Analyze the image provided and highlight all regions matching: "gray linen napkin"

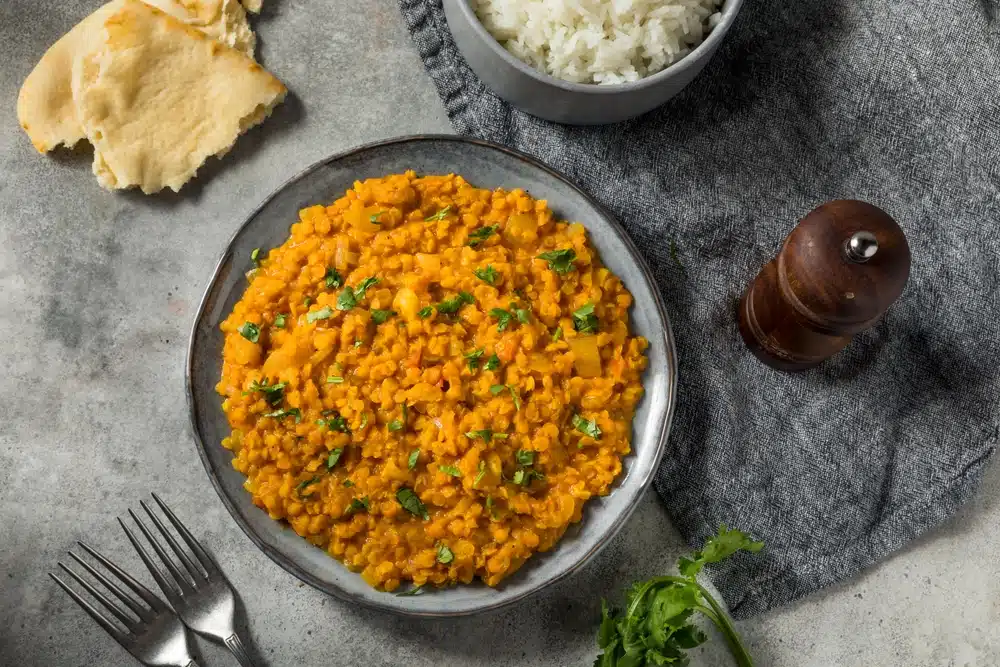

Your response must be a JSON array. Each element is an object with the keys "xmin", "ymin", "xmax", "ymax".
[{"xmin": 397, "ymin": 0, "xmax": 1000, "ymax": 617}]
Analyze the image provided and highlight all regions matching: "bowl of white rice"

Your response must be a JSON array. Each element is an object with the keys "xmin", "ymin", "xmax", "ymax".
[{"xmin": 442, "ymin": 0, "xmax": 743, "ymax": 125}]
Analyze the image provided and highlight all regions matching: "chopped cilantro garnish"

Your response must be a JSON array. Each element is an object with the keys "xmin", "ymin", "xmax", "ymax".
[
  {"xmin": 418, "ymin": 306, "xmax": 433, "ymax": 318},
  {"xmin": 359, "ymin": 413, "xmax": 368, "ymax": 429},
  {"xmin": 515, "ymin": 449, "xmax": 535, "ymax": 466},
  {"xmin": 484, "ymin": 354, "xmax": 501, "ymax": 371},
  {"xmin": 345, "ymin": 497, "xmax": 370, "ymax": 515},
  {"xmin": 474, "ymin": 265, "xmax": 499, "ymax": 285},
  {"xmin": 263, "ymin": 407, "xmax": 300, "ymax": 422},
  {"xmin": 490, "ymin": 384, "xmax": 505, "ymax": 395},
  {"xmin": 370, "ymin": 212, "xmax": 383, "ymax": 225},
  {"xmin": 552, "ymin": 326, "xmax": 563, "ymax": 342},
  {"xmin": 572, "ymin": 302, "xmax": 599, "ymax": 334},
  {"xmin": 537, "ymin": 248, "xmax": 577, "ymax": 275},
  {"xmin": 318, "ymin": 410, "xmax": 350, "ymax": 433},
  {"xmin": 371, "ymin": 309, "xmax": 396, "ymax": 324},
  {"xmin": 324, "ymin": 268, "xmax": 343, "ymax": 289},
  {"xmin": 572, "ymin": 413, "xmax": 602, "ymax": 439},
  {"xmin": 396, "ymin": 487, "xmax": 428, "ymax": 520},
  {"xmin": 512, "ymin": 468, "xmax": 545, "ymax": 486},
  {"xmin": 465, "ymin": 429, "xmax": 508, "ymax": 443},
  {"xmin": 306, "ymin": 306, "xmax": 334, "ymax": 323},
  {"xmin": 408, "ymin": 449, "xmax": 420, "ymax": 470},
  {"xmin": 303, "ymin": 296, "xmax": 312, "ymax": 306},
  {"xmin": 396, "ymin": 585, "xmax": 423, "ymax": 597},
  {"xmin": 343, "ymin": 479, "xmax": 355, "ymax": 487},
  {"xmin": 464, "ymin": 348, "xmax": 485, "ymax": 371},
  {"xmin": 473, "ymin": 461, "xmax": 487, "ymax": 487},
  {"xmin": 424, "ymin": 206, "xmax": 452, "ymax": 222},
  {"xmin": 388, "ymin": 419, "xmax": 404, "ymax": 432},
  {"xmin": 436, "ymin": 292, "xmax": 475, "ymax": 314},
  {"xmin": 246, "ymin": 378, "xmax": 286, "ymax": 406},
  {"xmin": 436, "ymin": 543, "xmax": 454, "ymax": 564},
  {"xmin": 354, "ymin": 339, "xmax": 363, "ymax": 348},
  {"xmin": 238, "ymin": 322, "xmax": 260, "ymax": 343},
  {"xmin": 274, "ymin": 313, "xmax": 288, "ymax": 328},
  {"xmin": 250, "ymin": 247, "xmax": 261, "ymax": 265},
  {"xmin": 467, "ymin": 225, "xmax": 499, "ymax": 247},
  {"xmin": 327, "ymin": 448, "xmax": 344, "ymax": 469},
  {"xmin": 295, "ymin": 476, "xmax": 322, "ymax": 497},
  {"xmin": 489, "ymin": 308, "xmax": 513, "ymax": 332},
  {"xmin": 438, "ymin": 464, "xmax": 462, "ymax": 477},
  {"xmin": 336, "ymin": 277, "xmax": 379, "ymax": 311},
  {"xmin": 327, "ymin": 376, "xmax": 344, "ymax": 384},
  {"xmin": 513, "ymin": 304, "xmax": 530, "ymax": 324}
]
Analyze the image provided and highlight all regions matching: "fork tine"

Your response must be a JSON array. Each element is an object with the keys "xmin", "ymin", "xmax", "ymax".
[
  {"xmin": 119, "ymin": 517, "xmax": 183, "ymax": 601},
  {"xmin": 57, "ymin": 561, "xmax": 138, "ymax": 630},
  {"xmin": 50, "ymin": 572, "xmax": 130, "ymax": 645},
  {"xmin": 78, "ymin": 541, "xmax": 169, "ymax": 613},
  {"xmin": 128, "ymin": 508, "xmax": 195, "ymax": 594},
  {"xmin": 140, "ymin": 499, "xmax": 206, "ymax": 583},
  {"xmin": 151, "ymin": 492, "xmax": 222, "ymax": 576},
  {"xmin": 67, "ymin": 552, "xmax": 153, "ymax": 623}
]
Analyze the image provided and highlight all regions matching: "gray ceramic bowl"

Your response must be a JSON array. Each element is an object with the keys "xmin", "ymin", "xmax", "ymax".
[
  {"xmin": 187, "ymin": 135, "xmax": 677, "ymax": 616},
  {"xmin": 443, "ymin": 0, "xmax": 743, "ymax": 125}
]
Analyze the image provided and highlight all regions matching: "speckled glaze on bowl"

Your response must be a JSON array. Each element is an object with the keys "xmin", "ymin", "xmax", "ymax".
[
  {"xmin": 186, "ymin": 135, "xmax": 677, "ymax": 617},
  {"xmin": 443, "ymin": 0, "xmax": 744, "ymax": 125}
]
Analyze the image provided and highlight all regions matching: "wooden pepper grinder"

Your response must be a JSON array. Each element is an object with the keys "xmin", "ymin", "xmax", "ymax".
[{"xmin": 738, "ymin": 200, "xmax": 911, "ymax": 370}]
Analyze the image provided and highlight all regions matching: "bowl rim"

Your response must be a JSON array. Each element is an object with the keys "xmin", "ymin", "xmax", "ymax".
[
  {"xmin": 449, "ymin": 0, "xmax": 745, "ymax": 93},
  {"xmin": 185, "ymin": 134, "xmax": 678, "ymax": 617}
]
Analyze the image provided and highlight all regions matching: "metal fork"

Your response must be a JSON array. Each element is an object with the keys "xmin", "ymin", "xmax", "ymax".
[
  {"xmin": 121, "ymin": 493, "xmax": 258, "ymax": 667},
  {"xmin": 50, "ymin": 543, "xmax": 199, "ymax": 667}
]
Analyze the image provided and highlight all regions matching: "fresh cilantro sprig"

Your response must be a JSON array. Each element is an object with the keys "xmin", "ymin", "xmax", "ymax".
[
  {"xmin": 537, "ymin": 248, "xmax": 576, "ymax": 275},
  {"xmin": 594, "ymin": 526, "xmax": 763, "ymax": 667},
  {"xmin": 336, "ymin": 277, "xmax": 378, "ymax": 311}
]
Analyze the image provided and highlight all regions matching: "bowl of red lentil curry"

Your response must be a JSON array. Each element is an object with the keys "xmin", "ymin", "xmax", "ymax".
[{"xmin": 187, "ymin": 136, "xmax": 676, "ymax": 616}]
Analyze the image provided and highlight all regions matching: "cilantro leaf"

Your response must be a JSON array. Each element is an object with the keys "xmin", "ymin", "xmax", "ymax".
[
  {"xmin": 274, "ymin": 313, "xmax": 288, "ymax": 328},
  {"xmin": 474, "ymin": 265, "xmax": 499, "ymax": 285},
  {"xmin": 371, "ymin": 309, "xmax": 396, "ymax": 324},
  {"xmin": 324, "ymin": 267, "xmax": 343, "ymax": 289},
  {"xmin": 436, "ymin": 292, "xmax": 475, "ymax": 314},
  {"xmin": 418, "ymin": 306, "xmax": 433, "ymax": 319},
  {"xmin": 318, "ymin": 410, "xmax": 350, "ymax": 433},
  {"xmin": 572, "ymin": 302, "xmax": 599, "ymax": 334},
  {"xmin": 343, "ymin": 479, "xmax": 355, "ymax": 487},
  {"xmin": 327, "ymin": 376, "xmax": 345, "ymax": 384},
  {"xmin": 552, "ymin": 326, "xmax": 562, "ymax": 342},
  {"xmin": 484, "ymin": 354, "xmax": 500, "ymax": 371},
  {"xmin": 473, "ymin": 461, "xmax": 487, "ymax": 487},
  {"xmin": 489, "ymin": 308, "xmax": 513, "ymax": 332},
  {"xmin": 263, "ymin": 407, "xmax": 300, "ymax": 422},
  {"xmin": 537, "ymin": 248, "xmax": 576, "ymax": 275},
  {"xmin": 464, "ymin": 348, "xmax": 485, "ymax": 371},
  {"xmin": 572, "ymin": 414, "xmax": 602, "ymax": 440},
  {"xmin": 515, "ymin": 449, "xmax": 534, "ymax": 466},
  {"xmin": 238, "ymin": 322, "xmax": 260, "ymax": 343},
  {"xmin": 396, "ymin": 487, "xmax": 428, "ymax": 520},
  {"xmin": 407, "ymin": 449, "xmax": 420, "ymax": 470},
  {"xmin": 465, "ymin": 429, "xmax": 508, "ymax": 443},
  {"xmin": 512, "ymin": 468, "xmax": 544, "ymax": 486},
  {"xmin": 436, "ymin": 543, "xmax": 454, "ymax": 564},
  {"xmin": 467, "ymin": 225, "xmax": 499, "ymax": 247},
  {"xmin": 489, "ymin": 384, "xmax": 505, "ymax": 396},
  {"xmin": 345, "ymin": 497, "xmax": 370, "ymax": 515},
  {"xmin": 591, "ymin": 526, "xmax": 763, "ymax": 667},
  {"xmin": 246, "ymin": 378, "xmax": 286, "ymax": 406},
  {"xmin": 337, "ymin": 277, "xmax": 379, "ymax": 311},
  {"xmin": 514, "ymin": 305, "xmax": 530, "ymax": 324},
  {"xmin": 425, "ymin": 206, "xmax": 452, "ymax": 222},
  {"xmin": 438, "ymin": 464, "xmax": 461, "ymax": 477},
  {"xmin": 677, "ymin": 525, "xmax": 764, "ymax": 579},
  {"xmin": 250, "ymin": 248, "xmax": 261, "ymax": 266},
  {"xmin": 396, "ymin": 585, "xmax": 423, "ymax": 597},
  {"xmin": 326, "ymin": 448, "xmax": 344, "ymax": 470},
  {"xmin": 295, "ymin": 476, "xmax": 322, "ymax": 498},
  {"xmin": 307, "ymin": 306, "xmax": 334, "ymax": 323}
]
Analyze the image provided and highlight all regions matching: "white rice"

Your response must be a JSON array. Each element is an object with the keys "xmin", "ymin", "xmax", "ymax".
[{"xmin": 472, "ymin": 0, "xmax": 724, "ymax": 85}]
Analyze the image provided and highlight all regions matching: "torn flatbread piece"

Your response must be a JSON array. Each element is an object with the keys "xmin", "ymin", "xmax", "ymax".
[{"xmin": 72, "ymin": 0, "xmax": 286, "ymax": 193}]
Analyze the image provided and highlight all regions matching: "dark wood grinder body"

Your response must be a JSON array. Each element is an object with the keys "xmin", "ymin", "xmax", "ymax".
[{"xmin": 738, "ymin": 200, "xmax": 911, "ymax": 371}]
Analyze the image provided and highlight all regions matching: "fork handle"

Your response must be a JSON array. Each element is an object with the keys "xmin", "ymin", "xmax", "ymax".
[{"xmin": 225, "ymin": 633, "xmax": 257, "ymax": 667}]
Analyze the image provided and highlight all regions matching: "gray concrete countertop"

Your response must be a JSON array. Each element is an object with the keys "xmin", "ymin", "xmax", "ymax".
[{"xmin": 1, "ymin": 1, "xmax": 998, "ymax": 665}]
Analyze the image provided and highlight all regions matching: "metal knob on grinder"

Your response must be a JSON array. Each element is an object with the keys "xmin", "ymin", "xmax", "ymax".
[{"xmin": 737, "ymin": 200, "xmax": 911, "ymax": 371}]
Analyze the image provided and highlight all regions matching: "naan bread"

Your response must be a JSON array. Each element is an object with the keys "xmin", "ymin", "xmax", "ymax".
[
  {"xmin": 72, "ymin": 0, "xmax": 285, "ymax": 193},
  {"xmin": 17, "ymin": 0, "xmax": 256, "ymax": 154}
]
